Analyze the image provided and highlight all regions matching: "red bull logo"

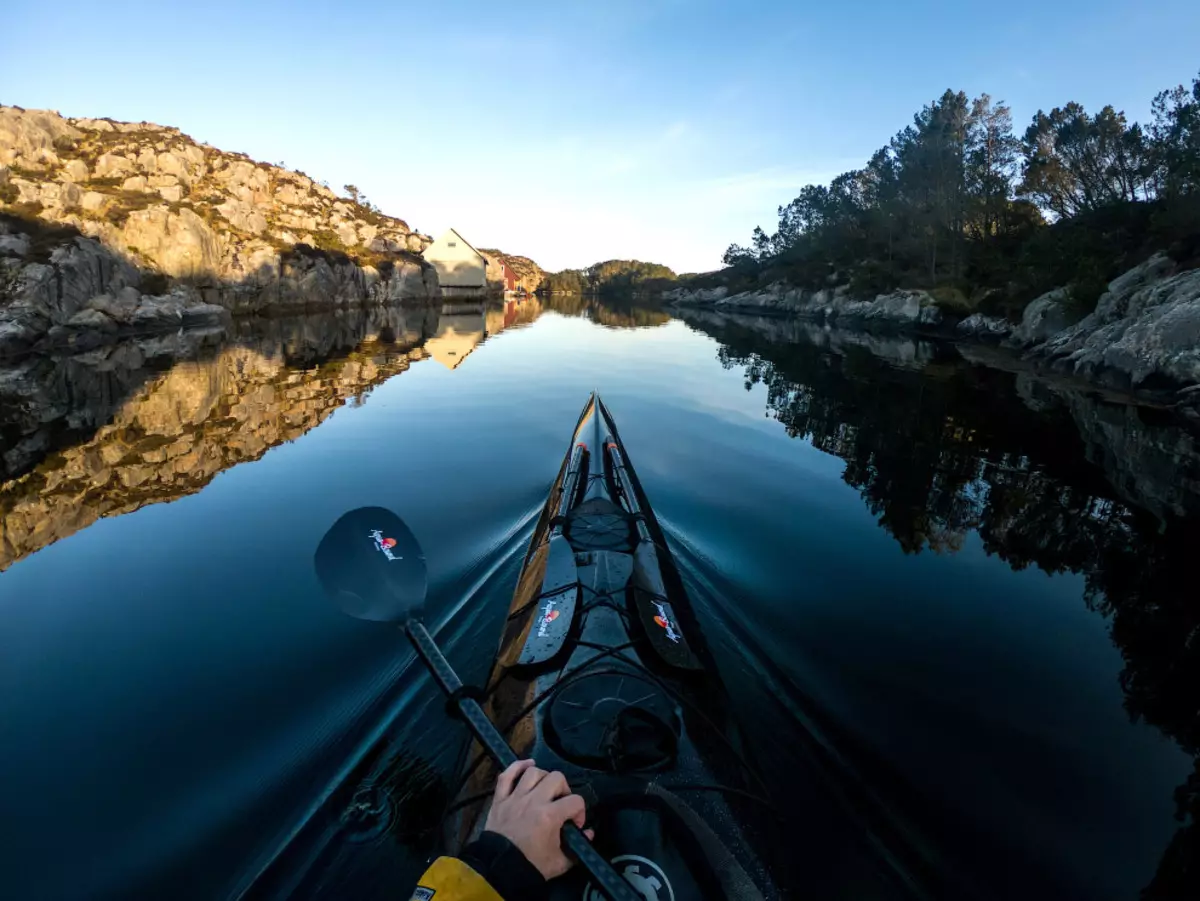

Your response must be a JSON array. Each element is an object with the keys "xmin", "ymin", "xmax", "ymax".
[
  {"xmin": 369, "ymin": 529, "xmax": 402, "ymax": 562},
  {"xmin": 536, "ymin": 599, "xmax": 561, "ymax": 638},
  {"xmin": 652, "ymin": 601, "xmax": 681, "ymax": 644}
]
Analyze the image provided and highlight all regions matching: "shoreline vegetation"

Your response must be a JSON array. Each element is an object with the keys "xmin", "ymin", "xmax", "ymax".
[{"xmin": 709, "ymin": 73, "xmax": 1199, "ymax": 316}]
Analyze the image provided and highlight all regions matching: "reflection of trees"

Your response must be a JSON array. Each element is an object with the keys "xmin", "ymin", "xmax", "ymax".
[
  {"xmin": 704, "ymin": 315, "xmax": 1200, "ymax": 897},
  {"xmin": 541, "ymin": 293, "xmax": 670, "ymax": 329}
]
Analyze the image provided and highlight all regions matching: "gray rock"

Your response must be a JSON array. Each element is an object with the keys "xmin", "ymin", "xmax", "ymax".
[
  {"xmin": 1011, "ymin": 288, "xmax": 1080, "ymax": 345},
  {"xmin": 66, "ymin": 308, "xmax": 118, "ymax": 332},
  {"xmin": 87, "ymin": 286, "xmax": 142, "ymax": 323},
  {"xmin": 0, "ymin": 233, "xmax": 30, "ymax": 257},
  {"xmin": 957, "ymin": 313, "xmax": 1013, "ymax": 339},
  {"xmin": 1030, "ymin": 256, "xmax": 1200, "ymax": 391}
]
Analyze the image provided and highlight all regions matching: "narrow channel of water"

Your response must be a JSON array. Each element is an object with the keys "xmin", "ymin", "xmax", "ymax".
[{"xmin": 1, "ymin": 297, "xmax": 1196, "ymax": 899}]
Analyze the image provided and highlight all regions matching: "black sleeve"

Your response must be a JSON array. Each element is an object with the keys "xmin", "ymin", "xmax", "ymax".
[{"xmin": 460, "ymin": 830, "xmax": 549, "ymax": 901}]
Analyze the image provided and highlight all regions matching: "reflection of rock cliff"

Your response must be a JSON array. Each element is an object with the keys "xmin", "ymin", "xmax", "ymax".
[{"xmin": 0, "ymin": 306, "xmax": 437, "ymax": 571}]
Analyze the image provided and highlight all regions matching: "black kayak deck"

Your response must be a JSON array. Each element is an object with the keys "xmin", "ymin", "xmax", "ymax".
[{"xmin": 442, "ymin": 395, "xmax": 779, "ymax": 901}]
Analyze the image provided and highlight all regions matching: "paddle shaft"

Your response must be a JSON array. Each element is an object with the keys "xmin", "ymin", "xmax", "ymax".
[{"xmin": 404, "ymin": 621, "xmax": 641, "ymax": 901}]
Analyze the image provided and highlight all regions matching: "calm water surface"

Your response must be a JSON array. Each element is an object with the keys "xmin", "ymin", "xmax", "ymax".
[{"xmin": 1, "ymin": 298, "xmax": 1197, "ymax": 900}]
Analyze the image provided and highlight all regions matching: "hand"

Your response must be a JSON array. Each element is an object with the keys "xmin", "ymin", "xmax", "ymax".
[{"xmin": 483, "ymin": 759, "xmax": 594, "ymax": 880}]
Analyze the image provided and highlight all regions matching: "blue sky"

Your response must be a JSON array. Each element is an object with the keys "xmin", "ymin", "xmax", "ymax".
[{"xmin": 4, "ymin": 0, "xmax": 1198, "ymax": 273}]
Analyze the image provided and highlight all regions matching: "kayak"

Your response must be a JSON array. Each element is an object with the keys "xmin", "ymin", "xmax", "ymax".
[{"xmin": 442, "ymin": 394, "xmax": 783, "ymax": 900}]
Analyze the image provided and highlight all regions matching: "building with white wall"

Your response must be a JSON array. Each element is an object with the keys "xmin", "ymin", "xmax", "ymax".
[{"xmin": 421, "ymin": 228, "xmax": 489, "ymax": 297}]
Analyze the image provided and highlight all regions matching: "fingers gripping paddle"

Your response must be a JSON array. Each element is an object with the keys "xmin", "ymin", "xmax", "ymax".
[{"xmin": 314, "ymin": 507, "xmax": 641, "ymax": 901}]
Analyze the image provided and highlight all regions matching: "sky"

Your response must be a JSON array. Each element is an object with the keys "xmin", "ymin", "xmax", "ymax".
[{"xmin": 3, "ymin": 0, "xmax": 1198, "ymax": 273}]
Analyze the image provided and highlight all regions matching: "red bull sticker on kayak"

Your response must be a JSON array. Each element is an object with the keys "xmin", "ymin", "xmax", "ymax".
[
  {"xmin": 368, "ymin": 529, "xmax": 402, "ymax": 562},
  {"xmin": 537, "ymin": 599, "xmax": 560, "ymax": 637},
  {"xmin": 652, "ymin": 600, "xmax": 681, "ymax": 644}
]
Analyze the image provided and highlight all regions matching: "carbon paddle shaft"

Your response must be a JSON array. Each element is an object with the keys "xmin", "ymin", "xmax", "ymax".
[{"xmin": 404, "ymin": 622, "xmax": 641, "ymax": 901}]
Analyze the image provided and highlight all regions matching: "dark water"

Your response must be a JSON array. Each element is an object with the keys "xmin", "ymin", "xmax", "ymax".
[{"xmin": 1, "ymin": 297, "xmax": 1197, "ymax": 900}]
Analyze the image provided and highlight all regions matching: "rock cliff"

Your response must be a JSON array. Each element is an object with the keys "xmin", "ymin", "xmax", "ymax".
[
  {"xmin": 669, "ymin": 251, "xmax": 1200, "ymax": 402},
  {"xmin": 1020, "ymin": 254, "xmax": 1200, "ymax": 395},
  {"xmin": 0, "ymin": 106, "xmax": 442, "ymax": 355}
]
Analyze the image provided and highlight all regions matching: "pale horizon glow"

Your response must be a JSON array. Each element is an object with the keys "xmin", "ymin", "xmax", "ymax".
[{"xmin": 4, "ymin": 0, "xmax": 1198, "ymax": 273}]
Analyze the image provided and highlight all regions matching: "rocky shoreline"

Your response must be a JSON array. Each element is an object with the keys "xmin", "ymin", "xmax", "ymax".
[
  {"xmin": 0, "ymin": 106, "xmax": 444, "ymax": 357},
  {"xmin": 665, "ymin": 252, "xmax": 1200, "ymax": 405}
]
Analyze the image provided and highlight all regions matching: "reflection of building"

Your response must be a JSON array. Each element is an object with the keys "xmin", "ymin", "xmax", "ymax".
[
  {"xmin": 422, "ymin": 228, "xmax": 488, "ymax": 297},
  {"xmin": 424, "ymin": 304, "xmax": 486, "ymax": 370},
  {"xmin": 423, "ymin": 298, "xmax": 545, "ymax": 371}
]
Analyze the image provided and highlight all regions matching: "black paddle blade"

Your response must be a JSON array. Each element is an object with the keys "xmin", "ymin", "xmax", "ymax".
[{"xmin": 314, "ymin": 507, "xmax": 428, "ymax": 622}]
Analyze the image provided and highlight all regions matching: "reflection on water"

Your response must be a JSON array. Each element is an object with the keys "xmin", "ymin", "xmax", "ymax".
[
  {"xmin": 2, "ymin": 298, "xmax": 1198, "ymax": 899},
  {"xmin": 681, "ymin": 308, "xmax": 1200, "ymax": 897}
]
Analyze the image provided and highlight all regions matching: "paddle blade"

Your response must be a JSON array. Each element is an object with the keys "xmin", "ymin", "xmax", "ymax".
[{"xmin": 314, "ymin": 507, "xmax": 428, "ymax": 622}]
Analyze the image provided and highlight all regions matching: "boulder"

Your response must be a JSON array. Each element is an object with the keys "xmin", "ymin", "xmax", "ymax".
[
  {"xmin": 66, "ymin": 308, "xmax": 118, "ymax": 332},
  {"xmin": 1011, "ymin": 288, "xmax": 1080, "ymax": 346},
  {"xmin": 94, "ymin": 153, "xmax": 136, "ymax": 178},
  {"xmin": 73, "ymin": 117, "xmax": 116, "ymax": 132},
  {"xmin": 81, "ymin": 191, "xmax": 106, "ymax": 211},
  {"xmin": 122, "ymin": 207, "xmax": 221, "ymax": 278},
  {"xmin": 62, "ymin": 159, "xmax": 89, "ymax": 182},
  {"xmin": 58, "ymin": 181, "xmax": 82, "ymax": 211},
  {"xmin": 87, "ymin": 286, "xmax": 143, "ymax": 323},
  {"xmin": 0, "ymin": 107, "xmax": 81, "ymax": 166},
  {"xmin": 0, "ymin": 233, "xmax": 30, "ymax": 257},
  {"xmin": 217, "ymin": 199, "xmax": 267, "ymax": 235},
  {"xmin": 957, "ymin": 313, "xmax": 1013, "ymax": 339},
  {"xmin": 122, "ymin": 175, "xmax": 148, "ymax": 192},
  {"xmin": 1032, "ymin": 262, "xmax": 1200, "ymax": 389},
  {"xmin": 157, "ymin": 185, "xmax": 183, "ymax": 203},
  {"xmin": 155, "ymin": 151, "xmax": 191, "ymax": 184}
]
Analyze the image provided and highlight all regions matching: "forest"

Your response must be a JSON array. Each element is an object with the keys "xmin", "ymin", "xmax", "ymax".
[
  {"xmin": 717, "ymin": 72, "xmax": 1200, "ymax": 319},
  {"xmin": 540, "ymin": 259, "xmax": 677, "ymax": 295}
]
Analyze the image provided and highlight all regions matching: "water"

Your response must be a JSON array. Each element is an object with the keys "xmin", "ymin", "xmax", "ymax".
[{"xmin": 1, "ymin": 298, "xmax": 1197, "ymax": 900}]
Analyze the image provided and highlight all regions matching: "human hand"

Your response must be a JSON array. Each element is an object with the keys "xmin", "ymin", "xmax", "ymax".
[{"xmin": 483, "ymin": 759, "xmax": 594, "ymax": 880}]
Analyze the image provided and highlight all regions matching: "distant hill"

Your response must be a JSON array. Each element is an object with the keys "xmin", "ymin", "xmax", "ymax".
[{"xmin": 542, "ymin": 259, "xmax": 677, "ymax": 295}]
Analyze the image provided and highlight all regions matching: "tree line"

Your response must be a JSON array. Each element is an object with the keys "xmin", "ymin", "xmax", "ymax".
[
  {"xmin": 720, "ymin": 72, "xmax": 1200, "ymax": 316},
  {"xmin": 541, "ymin": 259, "xmax": 677, "ymax": 295}
]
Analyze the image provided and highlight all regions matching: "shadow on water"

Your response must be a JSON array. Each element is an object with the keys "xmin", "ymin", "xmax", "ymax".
[{"xmin": 680, "ymin": 309, "xmax": 1200, "ymax": 899}]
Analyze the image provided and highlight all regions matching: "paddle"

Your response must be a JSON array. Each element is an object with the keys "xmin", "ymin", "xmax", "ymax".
[{"xmin": 314, "ymin": 506, "xmax": 641, "ymax": 901}]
